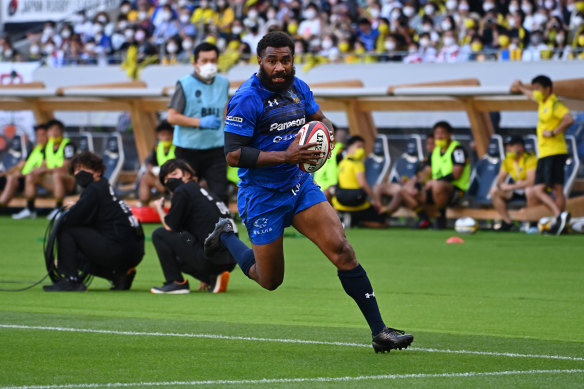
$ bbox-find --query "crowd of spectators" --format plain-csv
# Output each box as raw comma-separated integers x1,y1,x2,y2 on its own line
1,0,584,75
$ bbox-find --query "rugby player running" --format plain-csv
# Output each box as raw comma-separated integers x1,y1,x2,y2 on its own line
205,31,413,353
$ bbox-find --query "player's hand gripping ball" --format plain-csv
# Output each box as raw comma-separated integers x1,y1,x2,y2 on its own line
297,121,332,173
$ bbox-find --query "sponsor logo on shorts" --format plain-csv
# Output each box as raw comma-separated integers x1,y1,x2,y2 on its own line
226,116,243,123
252,217,272,235
269,117,305,132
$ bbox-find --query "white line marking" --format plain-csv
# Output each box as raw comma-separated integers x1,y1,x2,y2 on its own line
1,324,583,362
2,370,584,389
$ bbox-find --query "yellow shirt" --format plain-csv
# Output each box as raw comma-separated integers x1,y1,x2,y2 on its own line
191,8,217,25
332,157,370,212
535,93,569,158
501,152,537,182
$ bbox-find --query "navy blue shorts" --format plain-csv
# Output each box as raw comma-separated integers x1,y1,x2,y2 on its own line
237,175,327,245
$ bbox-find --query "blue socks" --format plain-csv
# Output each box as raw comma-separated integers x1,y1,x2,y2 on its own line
220,232,255,277
338,264,386,336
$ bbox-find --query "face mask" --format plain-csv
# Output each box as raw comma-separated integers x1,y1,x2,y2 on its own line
198,63,218,79
162,11,172,22
420,38,430,47
556,34,565,44
74,170,95,188
322,39,333,50
471,42,482,52
232,25,243,35
403,6,415,17
531,35,542,45
180,14,190,24
355,47,366,54
521,4,532,14
424,4,434,15
98,15,108,24
391,10,401,20
534,13,548,26
443,36,455,46
158,0,168,5
506,151,518,159
118,21,128,31
135,30,146,42
165,177,183,192
44,44,55,54
75,170,94,188
167,43,178,53
446,0,457,11
544,0,554,9
287,23,298,35
160,140,173,148
435,139,448,149
507,17,517,28
248,10,259,19
352,147,366,160
85,43,96,52
422,24,433,32
567,4,576,12
483,2,495,12
579,36,584,46
339,42,350,52
138,11,148,21
408,46,418,54
465,18,476,28
533,90,544,101
574,16,584,26
509,4,519,13
93,23,103,34
441,20,452,30
121,5,131,14
43,27,55,37
305,9,317,19
370,9,380,19
30,45,40,55
61,29,72,39
498,35,510,47
182,40,193,50
124,29,134,39
385,41,396,51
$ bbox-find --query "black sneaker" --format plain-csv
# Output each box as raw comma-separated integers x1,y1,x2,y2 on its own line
372,327,414,353
150,280,190,294
204,218,234,257
43,277,87,292
549,211,571,236
497,221,515,231
111,268,137,290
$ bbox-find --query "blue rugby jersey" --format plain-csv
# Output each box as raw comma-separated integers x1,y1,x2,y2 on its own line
224,74,320,191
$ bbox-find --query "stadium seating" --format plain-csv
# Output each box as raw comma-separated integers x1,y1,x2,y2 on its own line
65,132,94,152
465,134,504,207
388,135,423,184
524,134,538,156
564,135,580,197
101,133,124,185
0,135,28,173
365,135,391,188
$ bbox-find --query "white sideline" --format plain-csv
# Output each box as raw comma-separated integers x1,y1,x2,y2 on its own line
2,370,584,389
1,324,584,362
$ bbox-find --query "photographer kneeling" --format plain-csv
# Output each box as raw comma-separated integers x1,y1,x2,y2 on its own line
150,159,236,294
43,151,145,292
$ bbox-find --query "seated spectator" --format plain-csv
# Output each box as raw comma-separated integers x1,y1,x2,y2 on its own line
152,4,179,45
436,30,460,62
332,136,387,228
150,159,236,294
404,121,470,229
12,120,76,220
43,151,144,292
356,18,379,52
0,125,48,208
490,136,537,231
138,120,175,206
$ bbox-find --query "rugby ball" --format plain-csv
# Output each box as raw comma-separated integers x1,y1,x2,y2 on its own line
537,216,556,234
297,121,331,173
454,217,478,234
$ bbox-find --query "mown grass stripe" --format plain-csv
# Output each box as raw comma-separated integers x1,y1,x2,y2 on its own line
2,369,584,389
1,324,583,362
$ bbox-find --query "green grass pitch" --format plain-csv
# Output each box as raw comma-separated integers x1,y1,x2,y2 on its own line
0,216,583,388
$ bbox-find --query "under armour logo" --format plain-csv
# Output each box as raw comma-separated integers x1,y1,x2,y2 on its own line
268,99,278,107
291,182,301,196
365,292,375,299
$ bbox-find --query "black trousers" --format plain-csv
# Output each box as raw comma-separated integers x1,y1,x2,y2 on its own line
151,227,235,284
57,225,144,279
175,146,228,204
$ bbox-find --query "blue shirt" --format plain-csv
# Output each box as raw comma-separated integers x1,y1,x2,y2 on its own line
224,74,320,191
174,74,229,150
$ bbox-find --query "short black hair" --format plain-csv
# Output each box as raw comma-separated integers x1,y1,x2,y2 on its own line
505,135,525,146
257,31,295,58
531,75,553,90
70,151,105,175
194,42,219,62
45,119,64,131
156,120,173,133
159,158,196,186
34,124,47,132
346,135,365,148
432,121,453,134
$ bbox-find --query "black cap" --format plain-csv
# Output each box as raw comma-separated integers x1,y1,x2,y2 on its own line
505,135,524,146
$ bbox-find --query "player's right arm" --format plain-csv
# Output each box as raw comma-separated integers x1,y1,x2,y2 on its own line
511,79,536,101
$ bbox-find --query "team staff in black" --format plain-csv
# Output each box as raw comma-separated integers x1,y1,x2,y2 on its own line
150,159,236,294
43,151,145,292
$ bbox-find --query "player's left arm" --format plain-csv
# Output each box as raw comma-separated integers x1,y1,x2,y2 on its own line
451,146,468,180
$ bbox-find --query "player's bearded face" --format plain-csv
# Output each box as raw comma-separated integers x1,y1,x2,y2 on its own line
258,63,296,93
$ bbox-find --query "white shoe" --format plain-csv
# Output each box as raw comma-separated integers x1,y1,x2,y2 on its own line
46,208,61,220
12,208,37,220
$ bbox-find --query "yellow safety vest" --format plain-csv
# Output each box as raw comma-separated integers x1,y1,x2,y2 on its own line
21,145,45,175
431,140,470,191
45,138,70,169
156,142,176,166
